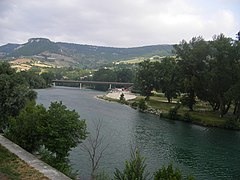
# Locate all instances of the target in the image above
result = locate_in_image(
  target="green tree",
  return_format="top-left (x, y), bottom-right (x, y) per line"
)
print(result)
top-left (0, 62), bottom-right (36, 130)
top-left (206, 34), bottom-right (236, 117)
top-left (41, 71), bottom-right (55, 86)
top-left (93, 68), bottom-right (117, 90)
top-left (135, 60), bottom-right (155, 98)
top-left (116, 68), bottom-right (134, 82)
top-left (6, 101), bottom-right (47, 152)
top-left (114, 148), bottom-right (149, 180)
top-left (155, 57), bottom-right (180, 102)
top-left (6, 101), bottom-right (87, 177)
top-left (42, 101), bottom-right (87, 161)
top-left (174, 37), bottom-right (209, 111)
top-left (20, 71), bottom-right (46, 88)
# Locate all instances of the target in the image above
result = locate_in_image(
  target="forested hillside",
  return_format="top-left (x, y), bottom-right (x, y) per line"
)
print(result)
top-left (0, 38), bottom-right (174, 68)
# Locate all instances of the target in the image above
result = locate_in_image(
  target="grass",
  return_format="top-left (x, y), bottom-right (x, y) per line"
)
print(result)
top-left (146, 96), bottom-right (235, 128)
top-left (0, 144), bottom-right (48, 180)
top-left (98, 93), bottom-right (239, 130)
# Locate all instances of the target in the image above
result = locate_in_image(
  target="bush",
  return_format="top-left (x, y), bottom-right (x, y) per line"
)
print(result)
top-left (225, 118), bottom-right (240, 129)
top-left (154, 163), bottom-right (182, 180)
top-left (183, 112), bottom-right (192, 122)
top-left (168, 104), bottom-right (181, 120)
top-left (154, 163), bottom-right (194, 180)
top-left (138, 99), bottom-right (148, 111)
top-left (131, 101), bottom-right (138, 109)
top-left (114, 148), bottom-right (149, 180)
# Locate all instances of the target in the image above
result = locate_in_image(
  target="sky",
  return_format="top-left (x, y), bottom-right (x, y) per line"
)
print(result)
top-left (0, 0), bottom-right (239, 47)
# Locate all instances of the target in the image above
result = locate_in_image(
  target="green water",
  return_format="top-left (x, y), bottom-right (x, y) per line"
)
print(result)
top-left (36, 87), bottom-right (240, 179)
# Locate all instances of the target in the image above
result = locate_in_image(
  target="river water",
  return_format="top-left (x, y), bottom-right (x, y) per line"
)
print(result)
top-left (36, 87), bottom-right (240, 180)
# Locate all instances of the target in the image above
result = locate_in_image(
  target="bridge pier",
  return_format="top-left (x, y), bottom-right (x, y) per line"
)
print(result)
top-left (79, 83), bottom-right (82, 89)
top-left (109, 84), bottom-right (112, 90)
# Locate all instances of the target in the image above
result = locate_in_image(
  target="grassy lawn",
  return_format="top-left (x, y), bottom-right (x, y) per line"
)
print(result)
top-left (0, 144), bottom-right (48, 180)
top-left (146, 96), bottom-right (232, 128)
top-left (99, 93), bottom-right (239, 129)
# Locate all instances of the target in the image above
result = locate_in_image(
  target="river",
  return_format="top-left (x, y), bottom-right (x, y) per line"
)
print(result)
top-left (36, 87), bottom-right (240, 179)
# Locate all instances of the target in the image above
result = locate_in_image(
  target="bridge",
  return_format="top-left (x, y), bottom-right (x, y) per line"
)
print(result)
top-left (52, 80), bottom-right (134, 89)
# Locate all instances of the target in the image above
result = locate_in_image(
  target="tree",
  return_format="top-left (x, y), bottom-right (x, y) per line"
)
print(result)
top-left (116, 68), bottom-right (134, 83)
top-left (206, 34), bottom-right (236, 117)
top-left (135, 60), bottom-right (155, 98)
top-left (93, 68), bottom-right (117, 90)
top-left (0, 62), bottom-right (37, 130)
top-left (80, 120), bottom-right (110, 180)
top-left (41, 71), bottom-right (55, 86)
top-left (6, 101), bottom-right (47, 152)
top-left (42, 101), bottom-right (87, 161)
top-left (174, 37), bottom-right (209, 111)
top-left (114, 148), bottom-right (149, 180)
top-left (20, 71), bottom-right (46, 88)
top-left (6, 100), bottom-right (87, 177)
top-left (155, 57), bottom-right (180, 102)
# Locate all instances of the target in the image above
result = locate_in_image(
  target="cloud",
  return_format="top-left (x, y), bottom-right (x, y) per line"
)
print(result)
top-left (0, 0), bottom-right (239, 47)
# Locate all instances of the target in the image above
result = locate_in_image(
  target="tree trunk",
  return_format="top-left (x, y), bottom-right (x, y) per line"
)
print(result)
top-left (188, 90), bottom-right (195, 111)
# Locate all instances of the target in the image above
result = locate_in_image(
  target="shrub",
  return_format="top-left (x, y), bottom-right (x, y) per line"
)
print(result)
top-left (114, 148), bottom-right (149, 180)
top-left (154, 163), bottom-right (194, 180)
top-left (183, 112), bottom-right (192, 122)
top-left (168, 104), bottom-right (181, 120)
top-left (138, 99), bottom-right (148, 111)
top-left (154, 164), bottom-right (182, 180)
top-left (225, 118), bottom-right (240, 129)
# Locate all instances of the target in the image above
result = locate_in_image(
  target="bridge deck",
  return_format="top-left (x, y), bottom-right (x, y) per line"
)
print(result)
top-left (52, 80), bottom-right (134, 86)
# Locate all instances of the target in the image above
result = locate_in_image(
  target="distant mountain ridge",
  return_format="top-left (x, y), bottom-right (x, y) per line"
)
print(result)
top-left (0, 38), bottom-right (174, 68)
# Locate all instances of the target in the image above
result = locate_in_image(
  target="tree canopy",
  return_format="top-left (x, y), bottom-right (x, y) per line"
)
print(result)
top-left (135, 34), bottom-right (240, 119)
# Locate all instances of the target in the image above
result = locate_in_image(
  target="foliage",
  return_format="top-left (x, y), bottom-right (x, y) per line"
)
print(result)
top-left (180, 94), bottom-right (196, 111)
top-left (42, 101), bottom-right (87, 160)
top-left (120, 93), bottom-right (126, 102)
top-left (19, 71), bottom-right (46, 88)
top-left (114, 148), bottom-right (149, 180)
top-left (6, 101), bottom-right (87, 177)
top-left (138, 99), bottom-right (148, 111)
top-left (155, 57), bottom-right (180, 102)
top-left (39, 148), bottom-right (77, 179)
top-left (2, 38), bottom-right (174, 68)
top-left (154, 163), bottom-right (182, 180)
top-left (92, 68), bottom-right (135, 91)
top-left (95, 171), bottom-right (111, 180)
top-left (168, 104), bottom-right (181, 120)
top-left (134, 33), bottom-right (240, 117)
top-left (41, 71), bottom-right (55, 86)
top-left (154, 163), bottom-right (194, 180)
top-left (225, 118), bottom-right (240, 129)
top-left (6, 101), bottom-right (47, 152)
top-left (0, 62), bottom-right (37, 130)
top-left (135, 60), bottom-right (155, 97)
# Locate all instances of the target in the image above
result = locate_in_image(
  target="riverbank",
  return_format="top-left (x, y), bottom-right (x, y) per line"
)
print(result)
top-left (98, 92), bottom-right (240, 130)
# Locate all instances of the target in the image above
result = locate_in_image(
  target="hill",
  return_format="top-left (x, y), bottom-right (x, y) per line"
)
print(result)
top-left (0, 38), bottom-right (174, 68)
